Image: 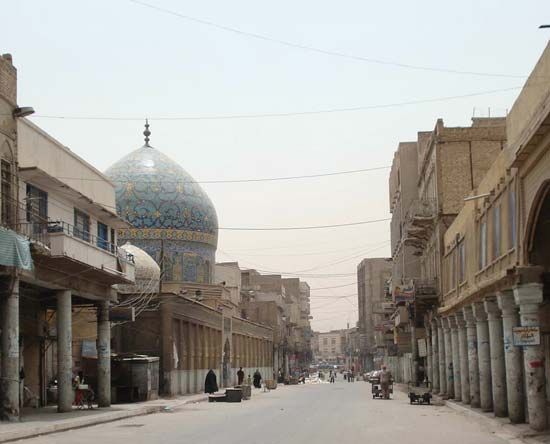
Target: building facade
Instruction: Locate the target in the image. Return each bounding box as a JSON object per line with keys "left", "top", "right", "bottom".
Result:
{"left": 357, "top": 258, "right": 392, "bottom": 370}
{"left": 0, "top": 54, "right": 135, "bottom": 420}
{"left": 428, "top": 43, "right": 550, "bottom": 431}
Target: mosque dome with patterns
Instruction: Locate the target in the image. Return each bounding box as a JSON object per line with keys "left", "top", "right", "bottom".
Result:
{"left": 105, "top": 121, "right": 218, "bottom": 284}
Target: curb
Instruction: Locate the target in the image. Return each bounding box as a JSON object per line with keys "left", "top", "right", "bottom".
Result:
{"left": 0, "top": 396, "right": 208, "bottom": 443}
{"left": 443, "top": 399, "right": 547, "bottom": 444}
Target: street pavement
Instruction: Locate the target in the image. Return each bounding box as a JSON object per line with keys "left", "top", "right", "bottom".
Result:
{"left": 20, "top": 379, "right": 509, "bottom": 444}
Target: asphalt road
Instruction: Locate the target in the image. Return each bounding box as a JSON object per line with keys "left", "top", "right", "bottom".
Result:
{"left": 22, "top": 380, "right": 508, "bottom": 444}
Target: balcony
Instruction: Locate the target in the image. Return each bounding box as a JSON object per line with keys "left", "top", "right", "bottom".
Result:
{"left": 16, "top": 221, "right": 135, "bottom": 285}
{"left": 413, "top": 278, "right": 438, "bottom": 300}
{"left": 403, "top": 199, "right": 437, "bottom": 252}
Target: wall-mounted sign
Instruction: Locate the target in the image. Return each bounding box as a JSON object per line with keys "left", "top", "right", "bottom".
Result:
{"left": 512, "top": 326, "right": 541, "bottom": 346}
{"left": 393, "top": 280, "right": 415, "bottom": 303}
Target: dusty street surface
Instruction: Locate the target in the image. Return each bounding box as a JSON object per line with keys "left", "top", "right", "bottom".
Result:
{"left": 20, "top": 380, "right": 507, "bottom": 444}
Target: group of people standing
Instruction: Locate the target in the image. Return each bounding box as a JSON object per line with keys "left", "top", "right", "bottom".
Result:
{"left": 205, "top": 367, "right": 263, "bottom": 394}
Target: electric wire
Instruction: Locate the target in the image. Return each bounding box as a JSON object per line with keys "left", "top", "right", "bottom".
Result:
{"left": 26, "top": 86, "right": 522, "bottom": 121}
{"left": 51, "top": 165, "right": 391, "bottom": 184}
{"left": 128, "top": 0, "right": 527, "bottom": 80}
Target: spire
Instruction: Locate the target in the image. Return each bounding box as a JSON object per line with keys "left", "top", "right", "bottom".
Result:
{"left": 143, "top": 119, "right": 151, "bottom": 147}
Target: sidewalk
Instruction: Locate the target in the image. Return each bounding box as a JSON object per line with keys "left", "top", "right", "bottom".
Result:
{"left": 0, "top": 393, "right": 208, "bottom": 443}
{"left": 394, "top": 383, "right": 550, "bottom": 444}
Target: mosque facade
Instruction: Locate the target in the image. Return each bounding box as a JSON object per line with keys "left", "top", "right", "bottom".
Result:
{"left": 105, "top": 122, "right": 218, "bottom": 283}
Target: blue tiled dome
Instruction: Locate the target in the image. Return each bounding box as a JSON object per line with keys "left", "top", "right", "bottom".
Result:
{"left": 105, "top": 123, "right": 218, "bottom": 283}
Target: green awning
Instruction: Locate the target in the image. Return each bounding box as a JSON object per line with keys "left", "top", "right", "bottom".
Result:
{"left": 0, "top": 228, "right": 33, "bottom": 270}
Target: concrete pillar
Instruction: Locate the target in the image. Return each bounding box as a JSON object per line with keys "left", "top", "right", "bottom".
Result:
{"left": 450, "top": 315, "right": 462, "bottom": 401}
{"left": 456, "top": 312, "right": 470, "bottom": 404}
{"left": 1, "top": 276, "right": 20, "bottom": 421}
{"left": 514, "top": 283, "right": 547, "bottom": 431}
{"left": 443, "top": 318, "right": 454, "bottom": 398}
{"left": 97, "top": 300, "right": 111, "bottom": 407}
{"left": 431, "top": 319, "right": 440, "bottom": 392}
{"left": 463, "top": 305, "right": 480, "bottom": 408}
{"left": 497, "top": 290, "right": 525, "bottom": 423}
{"left": 437, "top": 319, "right": 447, "bottom": 396}
{"left": 485, "top": 298, "right": 508, "bottom": 417}
{"left": 411, "top": 306, "right": 418, "bottom": 383}
{"left": 57, "top": 290, "right": 73, "bottom": 413}
{"left": 425, "top": 316, "right": 433, "bottom": 385}
{"left": 473, "top": 302, "right": 492, "bottom": 412}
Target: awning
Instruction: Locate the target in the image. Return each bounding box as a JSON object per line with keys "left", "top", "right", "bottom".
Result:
{"left": 0, "top": 228, "right": 33, "bottom": 270}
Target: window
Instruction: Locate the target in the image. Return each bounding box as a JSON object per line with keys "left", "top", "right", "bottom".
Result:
{"left": 493, "top": 205, "right": 501, "bottom": 259}
{"left": 458, "top": 241, "right": 466, "bottom": 284}
{"left": 509, "top": 188, "right": 516, "bottom": 249}
{"left": 26, "top": 185, "right": 48, "bottom": 234}
{"left": 449, "top": 251, "right": 456, "bottom": 290}
{"left": 323, "top": 338, "right": 328, "bottom": 346}
{"left": 26, "top": 185, "right": 48, "bottom": 221}
{"left": 331, "top": 338, "right": 336, "bottom": 345}
{"left": 97, "top": 222, "right": 109, "bottom": 250}
{"left": 1, "top": 160, "right": 13, "bottom": 226}
{"left": 110, "top": 228, "right": 116, "bottom": 253}
{"left": 479, "top": 219, "right": 487, "bottom": 270}
{"left": 74, "top": 209, "right": 90, "bottom": 242}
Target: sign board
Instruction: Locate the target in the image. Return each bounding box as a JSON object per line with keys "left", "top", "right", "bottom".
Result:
{"left": 417, "top": 338, "right": 427, "bottom": 357}
{"left": 512, "top": 326, "right": 541, "bottom": 346}
{"left": 393, "top": 280, "right": 415, "bottom": 303}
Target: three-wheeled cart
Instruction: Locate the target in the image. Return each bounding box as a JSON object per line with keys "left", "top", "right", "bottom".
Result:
{"left": 408, "top": 381, "right": 432, "bottom": 405}
{"left": 371, "top": 377, "right": 393, "bottom": 399}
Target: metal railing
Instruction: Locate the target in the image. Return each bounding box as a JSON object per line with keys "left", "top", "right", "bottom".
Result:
{"left": 1, "top": 193, "right": 134, "bottom": 264}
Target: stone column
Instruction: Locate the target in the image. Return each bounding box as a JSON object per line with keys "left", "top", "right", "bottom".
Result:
{"left": 443, "top": 317, "right": 454, "bottom": 398}
{"left": 463, "top": 305, "right": 480, "bottom": 408}
{"left": 437, "top": 318, "right": 447, "bottom": 396}
{"left": 57, "top": 290, "right": 73, "bottom": 413}
{"left": 1, "top": 276, "right": 20, "bottom": 421}
{"left": 456, "top": 312, "right": 470, "bottom": 404}
{"left": 97, "top": 300, "right": 111, "bottom": 407}
{"left": 497, "top": 290, "right": 525, "bottom": 423}
{"left": 485, "top": 298, "right": 508, "bottom": 417}
{"left": 514, "top": 283, "right": 547, "bottom": 431}
{"left": 425, "top": 316, "right": 433, "bottom": 385}
{"left": 450, "top": 315, "right": 462, "bottom": 401}
{"left": 473, "top": 302, "right": 492, "bottom": 412}
{"left": 430, "top": 319, "right": 440, "bottom": 392}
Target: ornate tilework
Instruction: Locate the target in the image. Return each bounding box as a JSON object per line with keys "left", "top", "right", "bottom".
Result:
{"left": 105, "top": 142, "right": 219, "bottom": 284}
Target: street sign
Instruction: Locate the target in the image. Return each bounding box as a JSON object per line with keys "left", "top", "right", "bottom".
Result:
{"left": 417, "top": 338, "right": 427, "bottom": 357}
{"left": 512, "top": 326, "right": 541, "bottom": 346}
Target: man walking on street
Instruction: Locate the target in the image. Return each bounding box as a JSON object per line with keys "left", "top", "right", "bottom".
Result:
{"left": 380, "top": 366, "right": 392, "bottom": 399}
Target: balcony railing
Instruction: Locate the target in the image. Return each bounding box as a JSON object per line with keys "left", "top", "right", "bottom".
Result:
{"left": 15, "top": 221, "right": 134, "bottom": 263}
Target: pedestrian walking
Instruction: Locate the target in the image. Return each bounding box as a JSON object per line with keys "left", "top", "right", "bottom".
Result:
{"left": 204, "top": 369, "right": 219, "bottom": 394}
{"left": 253, "top": 369, "right": 262, "bottom": 388}
{"left": 379, "top": 366, "right": 393, "bottom": 399}
{"left": 237, "top": 367, "right": 245, "bottom": 385}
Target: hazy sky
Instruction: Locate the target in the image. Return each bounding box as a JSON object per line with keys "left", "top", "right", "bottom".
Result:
{"left": 2, "top": 0, "right": 548, "bottom": 331}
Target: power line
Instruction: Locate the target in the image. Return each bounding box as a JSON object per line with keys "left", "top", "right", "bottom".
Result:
{"left": 48, "top": 165, "right": 391, "bottom": 184}
{"left": 309, "top": 282, "right": 357, "bottom": 291}
{"left": 27, "top": 86, "right": 522, "bottom": 121}
{"left": 128, "top": 0, "right": 527, "bottom": 80}
{"left": 220, "top": 218, "right": 390, "bottom": 231}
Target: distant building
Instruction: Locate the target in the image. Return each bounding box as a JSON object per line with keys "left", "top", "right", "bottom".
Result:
{"left": 356, "top": 258, "right": 392, "bottom": 370}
